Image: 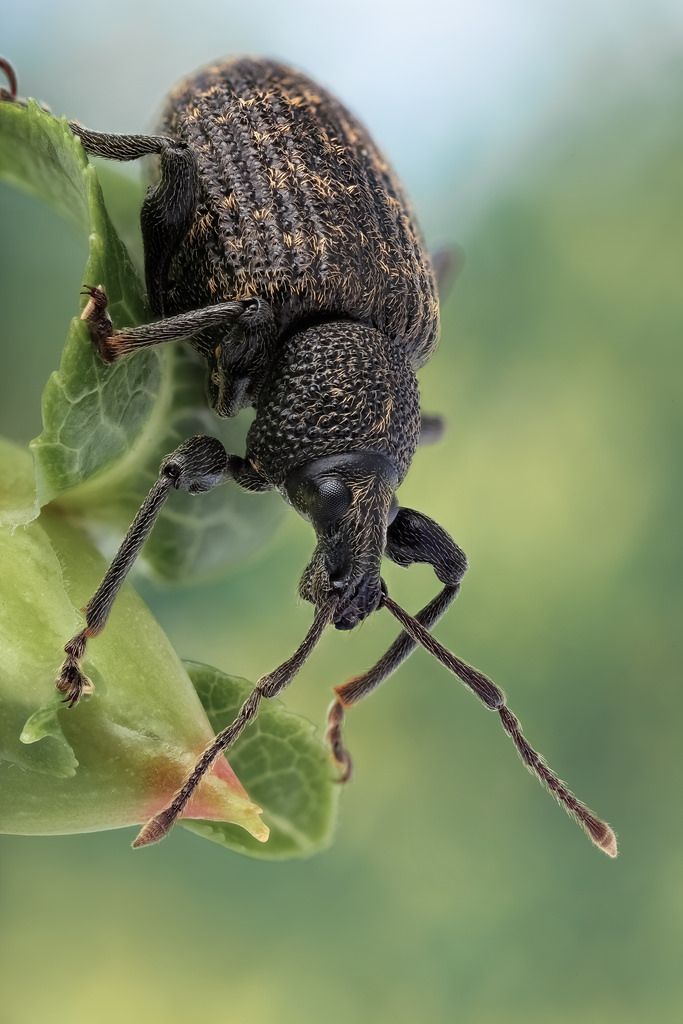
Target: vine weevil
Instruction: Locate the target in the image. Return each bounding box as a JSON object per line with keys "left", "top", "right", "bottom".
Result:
{"left": 0, "top": 56, "right": 616, "bottom": 856}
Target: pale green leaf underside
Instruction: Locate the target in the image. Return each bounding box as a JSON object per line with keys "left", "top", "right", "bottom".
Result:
{"left": 185, "top": 662, "right": 340, "bottom": 859}
{"left": 0, "top": 441, "right": 337, "bottom": 857}
{"left": 0, "top": 437, "right": 38, "bottom": 526}
{"left": 0, "top": 99, "right": 282, "bottom": 581}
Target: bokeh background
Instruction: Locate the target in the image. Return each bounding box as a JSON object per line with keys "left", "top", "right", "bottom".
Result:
{"left": 1, "top": 2, "right": 682, "bottom": 1021}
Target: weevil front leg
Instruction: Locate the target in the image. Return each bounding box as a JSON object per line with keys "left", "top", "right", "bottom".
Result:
{"left": 326, "top": 508, "right": 468, "bottom": 779}
{"left": 56, "top": 434, "right": 270, "bottom": 707}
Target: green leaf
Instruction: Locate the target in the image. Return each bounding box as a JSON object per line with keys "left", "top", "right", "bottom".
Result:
{"left": 184, "top": 662, "right": 340, "bottom": 859}
{"left": 0, "top": 441, "right": 267, "bottom": 841}
{"left": 0, "top": 98, "right": 283, "bottom": 581}
{"left": 0, "top": 441, "right": 338, "bottom": 857}
{"left": 0, "top": 436, "right": 38, "bottom": 526}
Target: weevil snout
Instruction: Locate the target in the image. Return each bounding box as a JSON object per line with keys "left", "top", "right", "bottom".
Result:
{"left": 323, "top": 548, "right": 385, "bottom": 627}
{"left": 298, "top": 548, "right": 384, "bottom": 629}
{"left": 290, "top": 456, "right": 396, "bottom": 630}
{"left": 330, "top": 573, "right": 384, "bottom": 630}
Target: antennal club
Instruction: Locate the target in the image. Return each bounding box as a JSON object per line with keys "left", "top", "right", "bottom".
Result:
{"left": 382, "top": 594, "right": 617, "bottom": 858}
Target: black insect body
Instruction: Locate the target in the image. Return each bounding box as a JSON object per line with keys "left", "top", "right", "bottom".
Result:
{"left": 1, "top": 57, "right": 616, "bottom": 856}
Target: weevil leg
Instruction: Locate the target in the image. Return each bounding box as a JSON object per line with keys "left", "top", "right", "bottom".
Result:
{"left": 0, "top": 62, "right": 200, "bottom": 314}
{"left": 80, "top": 285, "right": 271, "bottom": 364}
{"left": 0, "top": 58, "right": 18, "bottom": 100}
{"left": 68, "top": 124, "right": 171, "bottom": 161}
{"left": 326, "top": 507, "right": 467, "bottom": 779}
{"left": 139, "top": 142, "right": 197, "bottom": 313}
{"left": 431, "top": 244, "right": 465, "bottom": 300}
{"left": 61, "top": 124, "right": 198, "bottom": 311}
{"left": 56, "top": 434, "right": 254, "bottom": 707}
{"left": 0, "top": 65, "right": 195, "bottom": 302}
{"left": 419, "top": 413, "right": 445, "bottom": 445}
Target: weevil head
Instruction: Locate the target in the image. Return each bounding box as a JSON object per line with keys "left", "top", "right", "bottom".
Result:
{"left": 247, "top": 319, "right": 422, "bottom": 627}
{"left": 287, "top": 454, "right": 398, "bottom": 629}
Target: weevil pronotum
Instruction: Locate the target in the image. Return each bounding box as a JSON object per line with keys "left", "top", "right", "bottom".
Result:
{"left": 0, "top": 56, "right": 616, "bottom": 856}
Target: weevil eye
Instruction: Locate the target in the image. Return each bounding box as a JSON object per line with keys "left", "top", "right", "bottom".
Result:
{"left": 301, "top": 476, "right": 352, "bottom": 532}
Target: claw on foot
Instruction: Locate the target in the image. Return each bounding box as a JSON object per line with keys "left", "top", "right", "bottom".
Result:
{"left": 80, "top": 283, "right": 115, "bottom": 362}
{"left": 56, "top": 630, "right": 94, "bottom": 708}
{"left": 56, "top": 659, "right": 94, "bottom": 708}
{"left": 332, "top": 747, "right": 353, "bottom": 784}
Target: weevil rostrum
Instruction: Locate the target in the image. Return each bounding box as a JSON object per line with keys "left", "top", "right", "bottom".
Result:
{"left": 0, "top": 56, "right": 616, "bottom": 855}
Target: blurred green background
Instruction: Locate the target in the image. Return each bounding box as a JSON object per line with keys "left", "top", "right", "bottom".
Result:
{"left": 1, "top": 2, "right": 682, "bottom": 1022}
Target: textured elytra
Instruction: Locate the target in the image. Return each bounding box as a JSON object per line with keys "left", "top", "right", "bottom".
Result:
{"left": 157, "top": 58, "right": 439, "bottom": 368}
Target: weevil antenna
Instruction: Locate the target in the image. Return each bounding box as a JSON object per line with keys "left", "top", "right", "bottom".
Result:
{"left": 326, "top": 585, "right": 459, "bottom": 781}
{"left": 133, "top": 598, "right": 337, "bottom": 848}
{"left": 0, "top": 58, "right": 17, "bottom": 99}
{"left": 381, "top": 594, "right": 617, "bottom": 858}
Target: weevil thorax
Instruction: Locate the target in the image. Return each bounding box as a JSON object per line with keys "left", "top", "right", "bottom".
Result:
{"left": 246, "top": 319, "right": 421, "bottom": 628}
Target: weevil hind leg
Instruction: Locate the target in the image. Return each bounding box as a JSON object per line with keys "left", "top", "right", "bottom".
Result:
{"left": 431, "top": 244, "right": 465, "bottom": 300}
{"left": 0, "top": 58, "right": 18, "bottom": 100}
{"left": 419, "top": 413, "right": 445, "bottom": 446}
{"left": 140, "top": 142, "right": 198, "bottom": 313}
{"left": 65, "top": 124, "right": 199, "bottom": 311}
{"left": 0, "top": 70, "right": 198, "bottom": 311}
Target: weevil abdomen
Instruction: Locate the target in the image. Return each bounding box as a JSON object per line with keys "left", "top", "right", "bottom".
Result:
{"left": 156, "top": 58, "right": 439, "bottom": 368}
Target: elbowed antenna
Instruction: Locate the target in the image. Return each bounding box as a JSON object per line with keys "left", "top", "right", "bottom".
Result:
{"left": 382, "top": 594, "right": 617, "bottom": 858}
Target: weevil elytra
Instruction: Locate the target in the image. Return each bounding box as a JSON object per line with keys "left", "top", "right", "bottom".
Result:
{"left": 0, "top": 56, "right": 616, "bottom": 856}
